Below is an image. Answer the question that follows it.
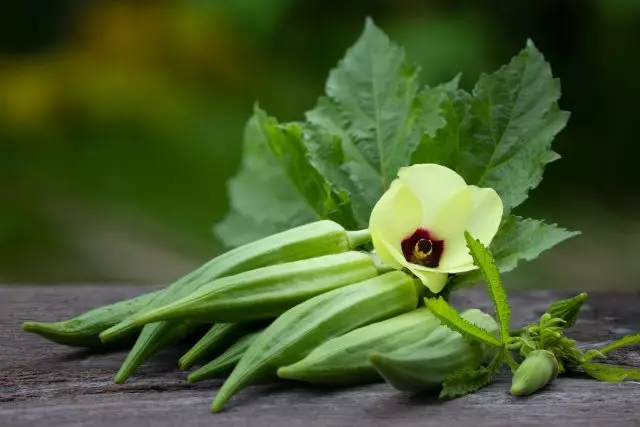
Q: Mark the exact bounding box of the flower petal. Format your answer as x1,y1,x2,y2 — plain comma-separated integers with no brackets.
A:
430,187,473,269
466,185,503,245
432,187,473,240
369,179,423,268
398,164,468,226
405,267,448,293
438,185,503,271
371,235,404,270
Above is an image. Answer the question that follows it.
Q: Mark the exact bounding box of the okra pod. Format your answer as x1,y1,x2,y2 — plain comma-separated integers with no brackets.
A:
113,319,205,383
188,331,262,383
179,323,255,370
106,220,370,383
369,309,499,392
22,290,161,348
278,308,442,385
101,220,370,343
510,349,559,396
211,271,419,412
134,252,380,325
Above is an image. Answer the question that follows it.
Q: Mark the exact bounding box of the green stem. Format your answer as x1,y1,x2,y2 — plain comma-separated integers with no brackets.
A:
347,229,371,248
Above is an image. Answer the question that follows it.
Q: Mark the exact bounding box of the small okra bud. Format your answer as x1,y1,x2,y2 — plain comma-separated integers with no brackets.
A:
510,350,559,396
545,292,588,328
539,313,552,326
540,329,562,348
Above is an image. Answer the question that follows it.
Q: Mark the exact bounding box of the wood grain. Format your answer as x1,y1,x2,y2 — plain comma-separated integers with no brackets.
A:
1,285,639,427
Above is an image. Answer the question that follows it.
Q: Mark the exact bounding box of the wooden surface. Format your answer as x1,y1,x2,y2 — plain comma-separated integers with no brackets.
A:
1,285,639,427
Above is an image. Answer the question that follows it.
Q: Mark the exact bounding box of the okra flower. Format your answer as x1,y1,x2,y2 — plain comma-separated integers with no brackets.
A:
369,164,503,293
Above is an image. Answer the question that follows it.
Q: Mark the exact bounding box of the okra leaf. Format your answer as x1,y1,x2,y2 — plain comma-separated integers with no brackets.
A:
215,107,355,247
426,297,502,347
545,292,588,328
416,41,569,213
440,351,505,399
584,334,640,361
581,362,640,382
306,18,446,225
464,231,511,344
411,83,470,169
451,216,579,288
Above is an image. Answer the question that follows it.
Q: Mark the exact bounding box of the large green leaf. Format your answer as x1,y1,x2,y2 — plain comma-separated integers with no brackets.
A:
306,18,446,225
451,215,580,288
217,20,579,277
414,41,570,212
215,107,354,247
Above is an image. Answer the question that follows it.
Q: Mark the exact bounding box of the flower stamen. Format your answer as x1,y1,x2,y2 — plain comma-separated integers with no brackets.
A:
413,239,433,260
401,228,444,268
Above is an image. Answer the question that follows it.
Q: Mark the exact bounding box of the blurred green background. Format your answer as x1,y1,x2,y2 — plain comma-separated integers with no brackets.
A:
1,0,639,289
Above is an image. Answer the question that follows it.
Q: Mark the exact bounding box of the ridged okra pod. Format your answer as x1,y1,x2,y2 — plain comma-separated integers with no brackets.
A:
278,308,442,385
179,323,256,370
188,331,263,383
211,271,420,412
135,252,380,325
101,220,370,343
510,350,559,396
105,220,370,383
113,320,207,383
370,309,499,392
22,290,161,348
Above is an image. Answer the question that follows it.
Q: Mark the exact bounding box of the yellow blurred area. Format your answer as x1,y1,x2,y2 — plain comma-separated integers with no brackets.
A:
0,2,251,132
0,61,59,129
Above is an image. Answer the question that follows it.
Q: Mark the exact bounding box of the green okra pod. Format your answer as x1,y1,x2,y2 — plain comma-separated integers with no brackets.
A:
188,330,262,383
134,252,380,325
510,349,559,396
211,271,420,412
22,290,161,348
101,220,370,343
106,220,371,383
278,308,442,385
369,309,499,392
112,319,207,383
179,323,256,370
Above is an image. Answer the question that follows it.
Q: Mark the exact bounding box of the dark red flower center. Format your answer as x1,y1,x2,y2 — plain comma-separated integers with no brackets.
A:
401,228,444,268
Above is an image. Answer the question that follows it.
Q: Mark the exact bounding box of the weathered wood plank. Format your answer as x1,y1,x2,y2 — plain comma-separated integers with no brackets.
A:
1,285,639,427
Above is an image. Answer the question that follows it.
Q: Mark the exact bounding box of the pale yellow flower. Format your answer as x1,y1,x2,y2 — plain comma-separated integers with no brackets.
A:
369,164,503,293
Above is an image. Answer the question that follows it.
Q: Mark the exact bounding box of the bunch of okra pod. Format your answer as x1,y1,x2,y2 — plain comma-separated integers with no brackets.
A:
23,220,501,411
